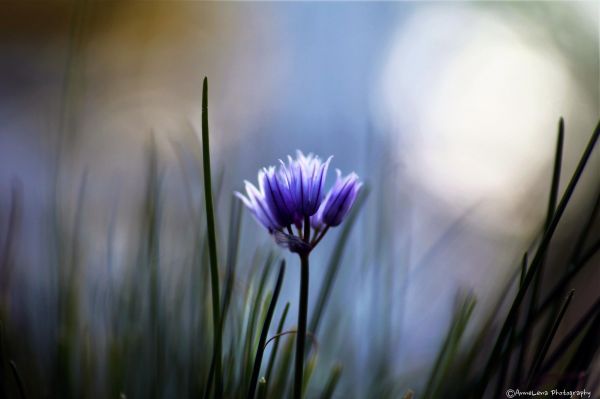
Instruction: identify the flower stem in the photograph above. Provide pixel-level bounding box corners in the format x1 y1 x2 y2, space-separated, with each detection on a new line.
294 253 309 399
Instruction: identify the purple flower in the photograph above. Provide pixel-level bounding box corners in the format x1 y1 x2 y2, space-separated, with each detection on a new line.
236 151 361 254
312 169 362 228
280 151 332 218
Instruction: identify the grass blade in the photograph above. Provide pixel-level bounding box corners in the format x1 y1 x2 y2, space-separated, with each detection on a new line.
423 294 476 399
540 295 600 375
528 289 574 384
201 76 223 398
247 260 286 399
319 364 342 399
265 302 290 387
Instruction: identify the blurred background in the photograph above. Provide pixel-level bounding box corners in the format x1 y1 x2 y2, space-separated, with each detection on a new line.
0 1 598 398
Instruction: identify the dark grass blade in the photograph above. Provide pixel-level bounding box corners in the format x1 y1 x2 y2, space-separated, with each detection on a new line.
527 289 574 385
265 302 290 386
9 361 27 399
201 77 223 397
319 364 342 399
242 253 275 390
497 253 528 395
308 187 369 338
556 310 600 390
475 121 599 396
524 120 564 372
540 295 600 375
247 260 286 399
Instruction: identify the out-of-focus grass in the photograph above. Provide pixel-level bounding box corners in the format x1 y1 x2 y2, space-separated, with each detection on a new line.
0 78 598 399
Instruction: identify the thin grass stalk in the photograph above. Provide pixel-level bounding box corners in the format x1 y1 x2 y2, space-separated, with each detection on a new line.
497 254 528 396
319 364 342 399
476 121 599 396
540 295 600 374
265 302 290 386
201 77 223 398
247 260 286 399
243 254 274 389
525 120 564 367
528 290 575 385
423 295 475 399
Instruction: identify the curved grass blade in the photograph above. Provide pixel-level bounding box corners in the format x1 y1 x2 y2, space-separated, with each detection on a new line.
271 336 295 398
247 260 286 399
201 77 223 398
265 302 290 386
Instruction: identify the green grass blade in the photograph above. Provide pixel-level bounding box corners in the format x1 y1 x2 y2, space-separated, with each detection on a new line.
201 77 223 398
319 364 342 399
423 294 476 399
242 253 275 388
540 295 600 375
528 289 574 384
302 354 317 395
309 187 369 337
265 302 290 387
271 336 295 398
524 119 564 371
247 260 286 399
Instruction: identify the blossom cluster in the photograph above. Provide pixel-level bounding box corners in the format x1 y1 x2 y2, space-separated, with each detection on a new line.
236 151 362 254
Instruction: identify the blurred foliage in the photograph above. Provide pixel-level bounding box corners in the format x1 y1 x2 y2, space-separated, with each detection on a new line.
0 78 598 399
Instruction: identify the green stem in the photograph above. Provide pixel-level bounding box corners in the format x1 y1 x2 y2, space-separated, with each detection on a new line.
202 77 222 398
294 253 309 399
